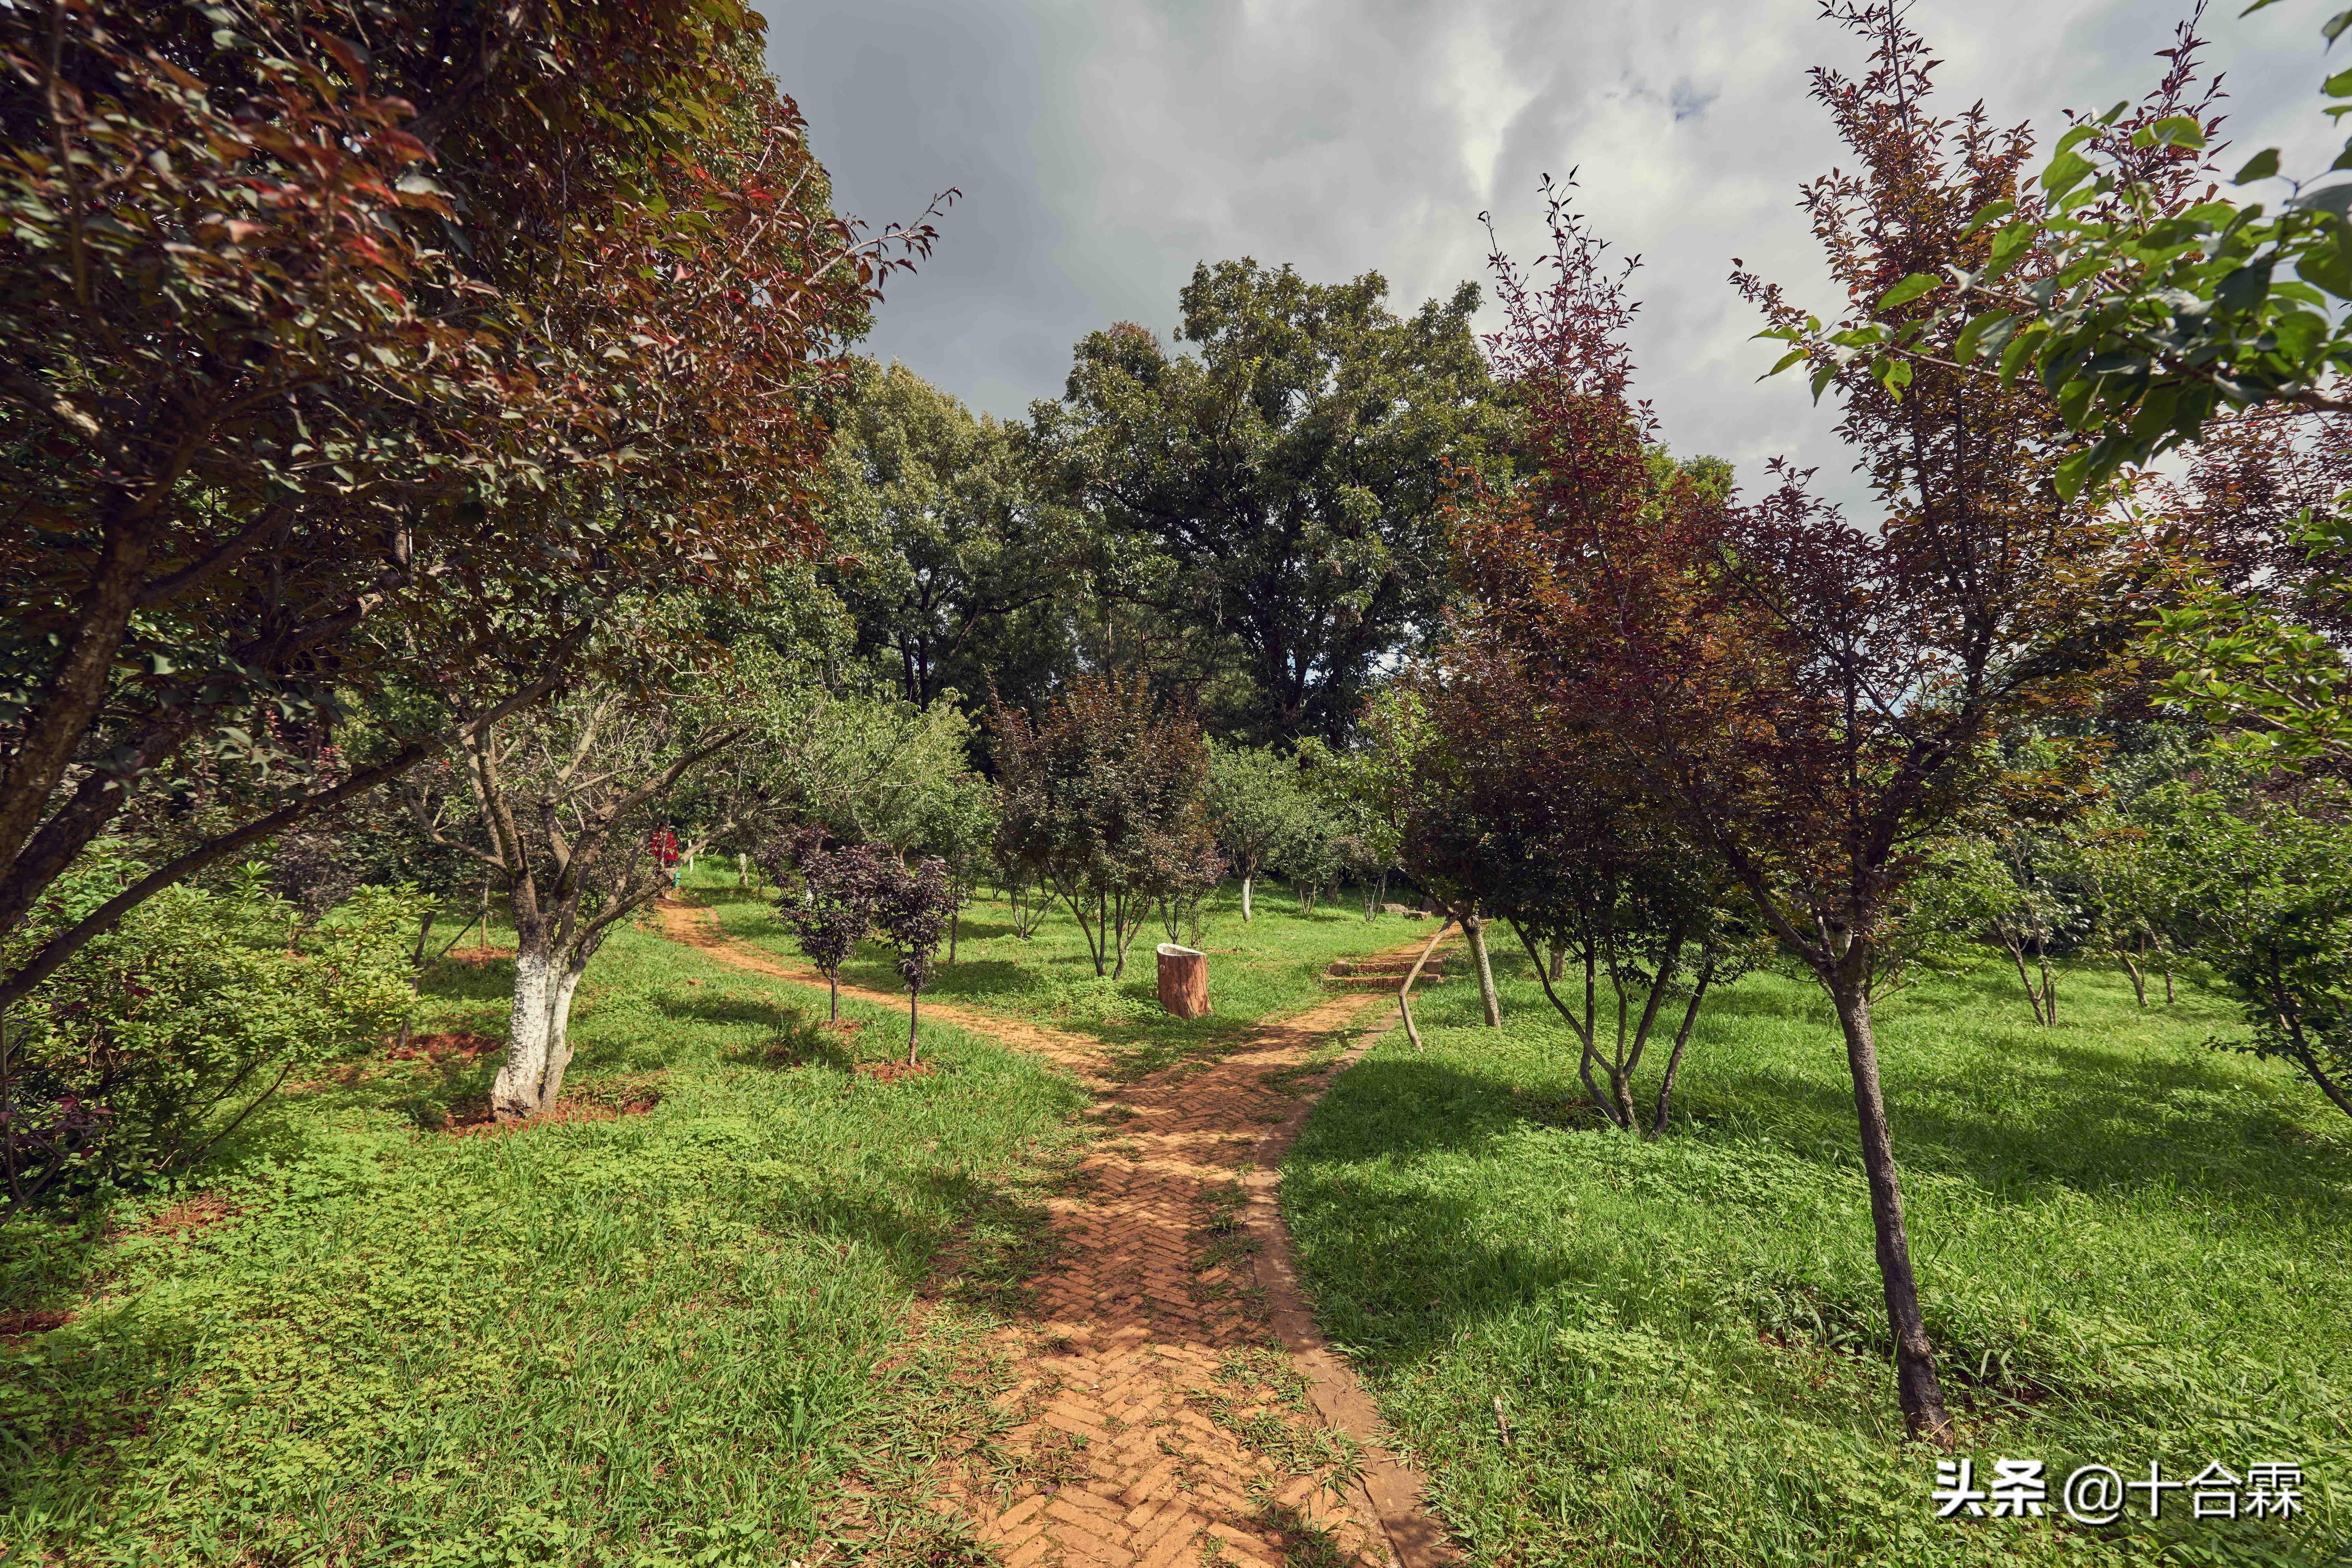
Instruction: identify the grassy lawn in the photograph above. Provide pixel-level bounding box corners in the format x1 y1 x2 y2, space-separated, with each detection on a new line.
1282 950 2352 1568
0 910 1088 1566
706 871 1435 1077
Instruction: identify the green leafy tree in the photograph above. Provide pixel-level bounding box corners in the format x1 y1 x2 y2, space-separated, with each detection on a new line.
821 362 1085 710
1203 744 1303 922
2141 754 2352 1119
1032 262 1498 742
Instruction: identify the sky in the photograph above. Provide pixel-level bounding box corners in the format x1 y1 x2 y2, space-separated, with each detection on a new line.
762 0 2346 511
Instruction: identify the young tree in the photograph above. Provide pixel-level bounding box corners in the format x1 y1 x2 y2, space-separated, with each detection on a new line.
917 776 1000 965
1460 10 2142 1438
871 857 956 1065
1031 264 1499 742
1204 743 1303 922
2141 754 2352 1119
763 830 887 1024
991 675 1219 979
0 0 931 1009
1354 688 1505 1027
1431 655 1757 1133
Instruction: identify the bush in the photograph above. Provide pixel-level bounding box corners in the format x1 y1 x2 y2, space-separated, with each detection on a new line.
1 851 414 1209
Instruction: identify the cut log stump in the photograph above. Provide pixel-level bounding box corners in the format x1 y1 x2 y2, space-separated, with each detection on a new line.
1156 942 1211 1018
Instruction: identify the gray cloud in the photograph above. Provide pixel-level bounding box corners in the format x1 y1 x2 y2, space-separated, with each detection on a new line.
765 0 2345 506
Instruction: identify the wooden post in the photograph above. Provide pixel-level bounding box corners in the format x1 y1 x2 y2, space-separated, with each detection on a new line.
1399 918 1455 1051
1156 942 1211 1018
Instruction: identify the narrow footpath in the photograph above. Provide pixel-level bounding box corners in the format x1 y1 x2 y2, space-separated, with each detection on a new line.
655 902 1461 1568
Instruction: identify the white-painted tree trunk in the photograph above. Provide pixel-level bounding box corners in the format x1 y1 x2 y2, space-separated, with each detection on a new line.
492 945 586 1118
1240 875 1254 923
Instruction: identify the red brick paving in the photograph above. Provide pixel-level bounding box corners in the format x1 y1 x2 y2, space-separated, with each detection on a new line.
659 902 1460 1568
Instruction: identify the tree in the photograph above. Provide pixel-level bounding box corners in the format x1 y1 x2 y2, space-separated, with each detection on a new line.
419 684 746 1119
1031 261 1498 742
871 858 955 1064
821 361 1085 710
1353 687 1505 1027
1429 654 1759 1134
1833 7 2343 498
991 674 1219 979
708 655 989 859
2141 752 2352 1119
767 829 887 1024
1204 743 1302 922
0 0 930 1013
1296 738 1405 919
1460 9 2140 1439
916 775 999 965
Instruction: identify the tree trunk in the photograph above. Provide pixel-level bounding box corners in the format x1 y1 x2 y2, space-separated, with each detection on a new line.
2163 963 2175 1004
828 971 840 1023
1825 970 1952 1445
907 990 921 1066
539 962 585 1108
1464 914 1501 1027
2004 936 2048 1026
1649 954 1716 1140
1240 874 1254 923
494 942 561 1119
2035 931 2056 1027
950 906 960 966
2120 947 2147 1007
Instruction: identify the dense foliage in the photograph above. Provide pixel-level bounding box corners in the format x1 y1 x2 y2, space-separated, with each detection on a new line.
2 852 411 1209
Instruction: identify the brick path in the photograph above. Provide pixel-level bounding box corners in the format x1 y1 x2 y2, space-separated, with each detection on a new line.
656 902 1460 1568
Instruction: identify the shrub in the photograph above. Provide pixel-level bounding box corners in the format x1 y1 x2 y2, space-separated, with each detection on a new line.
1 851 414 1210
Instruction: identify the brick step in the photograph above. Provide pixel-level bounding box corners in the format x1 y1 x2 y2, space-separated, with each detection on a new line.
1321 972 1449 990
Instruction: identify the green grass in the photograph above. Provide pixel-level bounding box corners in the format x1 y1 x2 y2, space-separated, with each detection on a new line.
0 909 1088 1565
707 873 1432 1077
1282 950 2352 1568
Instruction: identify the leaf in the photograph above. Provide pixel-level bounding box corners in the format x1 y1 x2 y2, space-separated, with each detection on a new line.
1997 328 2040 388
1951 310 2007 366
2055 377 2095 430
2235 148 2282 184
1763 348 1809 378
2212 260 2275 315
2332 7 2352 45
1876 272 1942 310
1961 199 2015 238
2290 183 2352 218
2148 115 2208 150
2054 447 2095 501
2297 241 2352 299
2041 150 2095 198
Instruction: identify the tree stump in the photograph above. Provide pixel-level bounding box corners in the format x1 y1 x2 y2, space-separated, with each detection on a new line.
1156 942 1211 1018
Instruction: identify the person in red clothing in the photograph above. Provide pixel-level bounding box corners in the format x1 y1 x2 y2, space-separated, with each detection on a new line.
648 826 682 896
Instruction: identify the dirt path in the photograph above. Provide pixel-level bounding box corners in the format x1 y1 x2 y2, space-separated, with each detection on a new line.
655 900 1459 1568
654 901 1112 1086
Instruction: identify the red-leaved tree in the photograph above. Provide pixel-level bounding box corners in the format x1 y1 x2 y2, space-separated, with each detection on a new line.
0 0 939 1011
1459 15 2141 1434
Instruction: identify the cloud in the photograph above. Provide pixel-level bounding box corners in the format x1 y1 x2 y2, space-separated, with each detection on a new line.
765 0 2345 510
